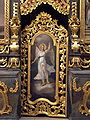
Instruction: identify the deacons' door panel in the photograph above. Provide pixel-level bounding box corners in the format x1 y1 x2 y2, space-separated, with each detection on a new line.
20 0 69 117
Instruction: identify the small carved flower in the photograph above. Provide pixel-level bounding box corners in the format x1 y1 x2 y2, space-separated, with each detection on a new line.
60 63 66 71
69 16 80 25
10 16 20 26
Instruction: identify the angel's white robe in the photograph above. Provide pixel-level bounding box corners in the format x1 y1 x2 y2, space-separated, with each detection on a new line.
34 50 55 80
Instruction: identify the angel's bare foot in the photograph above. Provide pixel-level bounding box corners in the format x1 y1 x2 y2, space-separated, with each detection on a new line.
41 81 46 86
47 81 50 84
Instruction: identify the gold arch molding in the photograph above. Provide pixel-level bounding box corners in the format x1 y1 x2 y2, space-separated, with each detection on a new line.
21 12 68 117
20 0 70 15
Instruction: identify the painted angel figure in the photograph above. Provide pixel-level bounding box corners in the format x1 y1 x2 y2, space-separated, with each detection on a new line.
32 42 55 86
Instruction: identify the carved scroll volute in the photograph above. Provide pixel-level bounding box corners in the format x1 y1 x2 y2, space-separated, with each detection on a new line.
0 81 12 115
72 78 90 116
79 82 90 116
9 80 19 93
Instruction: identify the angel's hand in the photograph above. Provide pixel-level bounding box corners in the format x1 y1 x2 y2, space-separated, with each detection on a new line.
31 61 34 64
31 56 38 64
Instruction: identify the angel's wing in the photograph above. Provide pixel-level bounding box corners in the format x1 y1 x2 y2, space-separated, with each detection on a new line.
35 46 40 58
46 48 55 66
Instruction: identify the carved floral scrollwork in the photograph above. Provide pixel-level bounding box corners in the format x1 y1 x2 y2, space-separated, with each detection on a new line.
72 78 90 116
20 0 70 15
21 12 68 117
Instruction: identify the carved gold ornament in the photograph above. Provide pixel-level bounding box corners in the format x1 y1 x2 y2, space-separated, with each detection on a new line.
10 16 21 39
79 82 90 116
69 2 80 52
69 2 80 38
0 45 9 54
10 2 20 39
72 78 82 92
80 44 90 54
71 39 80 52
10 40 19 53
0 0 10 54
9 80 19 93
0 81 12 115
20 0 70 15
69 57 90 69
0 58 8 68
8 57 20 68
0 57 20 68
72 78 90 116
21 12 68 117
69 16 80 38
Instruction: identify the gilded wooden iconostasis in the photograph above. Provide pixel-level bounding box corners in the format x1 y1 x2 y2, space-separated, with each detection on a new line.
0 0 90 120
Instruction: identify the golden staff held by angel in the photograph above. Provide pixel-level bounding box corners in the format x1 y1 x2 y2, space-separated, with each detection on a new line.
32 42 55 86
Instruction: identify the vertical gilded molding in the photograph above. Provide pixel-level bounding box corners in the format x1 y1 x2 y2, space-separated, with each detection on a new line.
69 1 80 52
0 0 10 54
4 0 10 41
80 0 85 42
10 2 21 39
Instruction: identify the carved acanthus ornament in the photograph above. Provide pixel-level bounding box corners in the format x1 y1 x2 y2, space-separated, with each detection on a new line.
72 78 90 116
20 0 70 15
21 12 68 117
